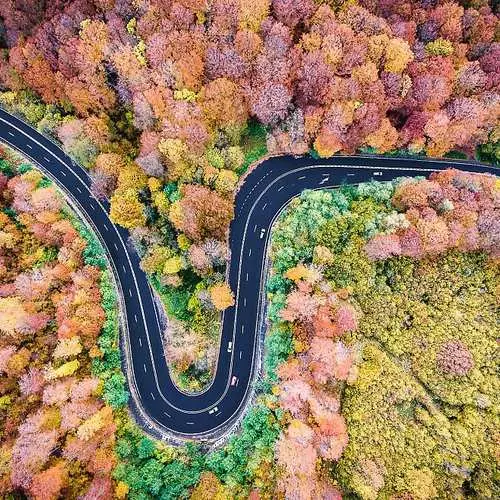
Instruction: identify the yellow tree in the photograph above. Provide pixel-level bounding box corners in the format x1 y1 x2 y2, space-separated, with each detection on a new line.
384 37 414 73
238 0 270 31
116 162 148 192
285 264 311 283
140 246 171 274
0 297 28 336
110 188 146 229
77 406 113 441
53 337 83 359
94 152 126 178
215 169 238 194
190 472 230 500
210 283 235 311
45 360 80 380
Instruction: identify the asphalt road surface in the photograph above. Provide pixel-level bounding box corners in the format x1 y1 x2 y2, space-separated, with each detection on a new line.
1 108 497 439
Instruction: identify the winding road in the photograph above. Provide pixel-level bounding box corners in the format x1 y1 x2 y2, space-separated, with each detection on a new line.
0 107 497 440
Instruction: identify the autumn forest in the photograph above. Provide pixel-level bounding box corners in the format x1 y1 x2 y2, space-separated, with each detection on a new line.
0 0 499 499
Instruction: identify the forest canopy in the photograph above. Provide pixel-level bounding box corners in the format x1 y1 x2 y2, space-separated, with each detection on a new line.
267 168 499 499
0 1 498 388
0 0 499 498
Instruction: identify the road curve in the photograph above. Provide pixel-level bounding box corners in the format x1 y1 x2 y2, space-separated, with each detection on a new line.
1 108 498 438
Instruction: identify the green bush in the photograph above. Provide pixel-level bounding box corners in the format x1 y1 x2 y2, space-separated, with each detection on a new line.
237 121 268 175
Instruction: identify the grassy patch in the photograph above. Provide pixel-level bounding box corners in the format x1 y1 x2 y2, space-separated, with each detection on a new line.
237 121 268 176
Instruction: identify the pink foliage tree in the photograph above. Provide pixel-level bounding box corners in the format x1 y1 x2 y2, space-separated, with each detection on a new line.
250 83 292 126
19 367 45 396
364 233 402 260
272 0 315 29
11 411 59 488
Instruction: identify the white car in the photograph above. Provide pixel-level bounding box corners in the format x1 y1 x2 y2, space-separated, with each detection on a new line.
208 406 218 415
231 376 239 386
227 341 232 353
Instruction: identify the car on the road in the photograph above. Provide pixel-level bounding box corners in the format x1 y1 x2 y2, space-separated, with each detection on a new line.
231 376 239 387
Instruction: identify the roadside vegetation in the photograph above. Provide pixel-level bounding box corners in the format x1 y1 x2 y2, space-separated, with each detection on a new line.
267 168 499 498
0 0 498 390
0 146 125 497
